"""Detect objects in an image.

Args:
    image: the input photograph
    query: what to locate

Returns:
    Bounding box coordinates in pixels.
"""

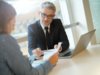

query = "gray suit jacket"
[0,34,53,75]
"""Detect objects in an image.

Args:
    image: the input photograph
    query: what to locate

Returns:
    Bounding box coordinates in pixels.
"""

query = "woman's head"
[0,1,16,34]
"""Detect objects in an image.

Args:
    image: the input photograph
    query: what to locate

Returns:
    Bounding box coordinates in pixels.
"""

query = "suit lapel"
[37,21,46,42]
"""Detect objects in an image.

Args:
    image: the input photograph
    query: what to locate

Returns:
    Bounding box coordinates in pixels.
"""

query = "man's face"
[40,8,55,26]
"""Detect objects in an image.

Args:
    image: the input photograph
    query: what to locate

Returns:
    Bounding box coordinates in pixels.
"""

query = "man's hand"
[32,48,44,59]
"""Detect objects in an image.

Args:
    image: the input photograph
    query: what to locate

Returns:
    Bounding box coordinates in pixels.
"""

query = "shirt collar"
[40,21,50,30]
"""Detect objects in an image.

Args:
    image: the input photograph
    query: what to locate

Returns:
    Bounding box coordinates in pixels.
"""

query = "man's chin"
[44,23,50,26]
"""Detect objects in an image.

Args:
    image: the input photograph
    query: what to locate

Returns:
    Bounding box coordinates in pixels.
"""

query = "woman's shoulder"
[0,34,15,41]
[0,34,20,54]
[0,34,17,46]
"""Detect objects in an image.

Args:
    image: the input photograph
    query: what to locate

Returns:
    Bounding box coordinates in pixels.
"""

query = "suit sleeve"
[28,25,37,55]
[58,19,70,52]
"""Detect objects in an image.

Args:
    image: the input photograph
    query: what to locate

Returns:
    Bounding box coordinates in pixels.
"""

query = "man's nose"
[44,17,48,21]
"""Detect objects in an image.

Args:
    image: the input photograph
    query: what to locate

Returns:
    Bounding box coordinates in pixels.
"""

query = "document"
[32,42,62,67]
[43,42,62,60]
[43,49,57,60]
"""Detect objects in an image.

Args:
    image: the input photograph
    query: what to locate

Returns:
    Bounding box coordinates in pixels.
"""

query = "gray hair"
[41,1,56,11]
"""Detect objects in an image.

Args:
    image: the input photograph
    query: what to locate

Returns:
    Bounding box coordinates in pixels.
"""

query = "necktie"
[45,27,50,49]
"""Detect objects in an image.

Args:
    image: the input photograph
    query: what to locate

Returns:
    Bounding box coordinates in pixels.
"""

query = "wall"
[67,0,88,45]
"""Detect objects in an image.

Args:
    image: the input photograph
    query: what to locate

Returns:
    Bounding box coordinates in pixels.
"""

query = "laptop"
[59,29,96,58]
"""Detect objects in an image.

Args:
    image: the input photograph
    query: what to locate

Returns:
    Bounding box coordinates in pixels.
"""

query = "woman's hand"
[49,52,59,65]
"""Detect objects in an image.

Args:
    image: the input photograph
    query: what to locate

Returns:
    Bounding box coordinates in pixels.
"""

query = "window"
[89,0,100,44]
[5,0,62,55]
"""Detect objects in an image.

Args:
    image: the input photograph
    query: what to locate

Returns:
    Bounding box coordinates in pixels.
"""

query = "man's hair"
[41,1,56,11]
[0,1,16,33]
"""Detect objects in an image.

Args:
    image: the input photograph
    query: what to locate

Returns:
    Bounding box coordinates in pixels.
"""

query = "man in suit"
[28,1,70,57]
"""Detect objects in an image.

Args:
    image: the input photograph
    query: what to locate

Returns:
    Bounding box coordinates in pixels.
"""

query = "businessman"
[28,1,70,57]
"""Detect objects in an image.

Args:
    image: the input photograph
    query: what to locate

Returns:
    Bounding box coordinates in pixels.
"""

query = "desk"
[48,45,100,75]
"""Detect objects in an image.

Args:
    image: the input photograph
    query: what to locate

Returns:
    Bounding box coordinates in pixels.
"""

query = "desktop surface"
[48,45,100,75]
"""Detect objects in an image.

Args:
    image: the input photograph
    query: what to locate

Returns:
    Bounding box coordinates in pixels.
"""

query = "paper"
[32,42,62,66]
[57,42,62,51]
[43,42,62,60]
[43,49,57,60]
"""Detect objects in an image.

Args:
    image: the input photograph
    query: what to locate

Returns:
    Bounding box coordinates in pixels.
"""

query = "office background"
[5,0,100,55]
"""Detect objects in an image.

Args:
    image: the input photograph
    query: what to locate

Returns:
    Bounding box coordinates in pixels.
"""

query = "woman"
[0,1,58,75]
